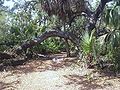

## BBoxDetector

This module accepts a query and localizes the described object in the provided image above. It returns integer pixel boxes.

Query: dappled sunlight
[64,75,103,90]
[0,53,120,90]
[63,73,120,90]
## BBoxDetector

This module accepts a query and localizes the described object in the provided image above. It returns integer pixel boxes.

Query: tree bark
[64,39,70,57]
[16,30,79,54]
[0,52,15,59]
[85,0,112,32]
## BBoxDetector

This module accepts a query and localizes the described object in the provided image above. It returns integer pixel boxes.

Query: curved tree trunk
[16,30,79,54]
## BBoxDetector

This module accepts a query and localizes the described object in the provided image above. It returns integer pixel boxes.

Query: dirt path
[0,53,120,90]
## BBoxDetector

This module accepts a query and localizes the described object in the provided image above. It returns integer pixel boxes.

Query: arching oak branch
[16,30,79,54]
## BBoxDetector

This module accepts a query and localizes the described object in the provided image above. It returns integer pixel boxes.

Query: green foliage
[0,3,63,53]
[95,2,120,72]
[80,30,100,66]
[105,5,120,29]
[81,30,95,55]
[105,30,120,72]
[43,38,61,53]
[32,37,62,54]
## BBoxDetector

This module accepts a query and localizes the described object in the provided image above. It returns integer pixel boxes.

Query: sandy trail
[0,53,120,90]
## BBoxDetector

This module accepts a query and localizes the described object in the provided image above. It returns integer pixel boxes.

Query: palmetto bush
[81,31,94,55]
[105,30,120,72]
[104,4,120,72]
[81,30,99,66]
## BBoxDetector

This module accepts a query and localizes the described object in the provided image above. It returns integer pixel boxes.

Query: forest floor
[0,52,120,90]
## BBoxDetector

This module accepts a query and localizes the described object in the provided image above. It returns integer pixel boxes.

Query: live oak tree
[16,0,113,53]
[0,0,119,59]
